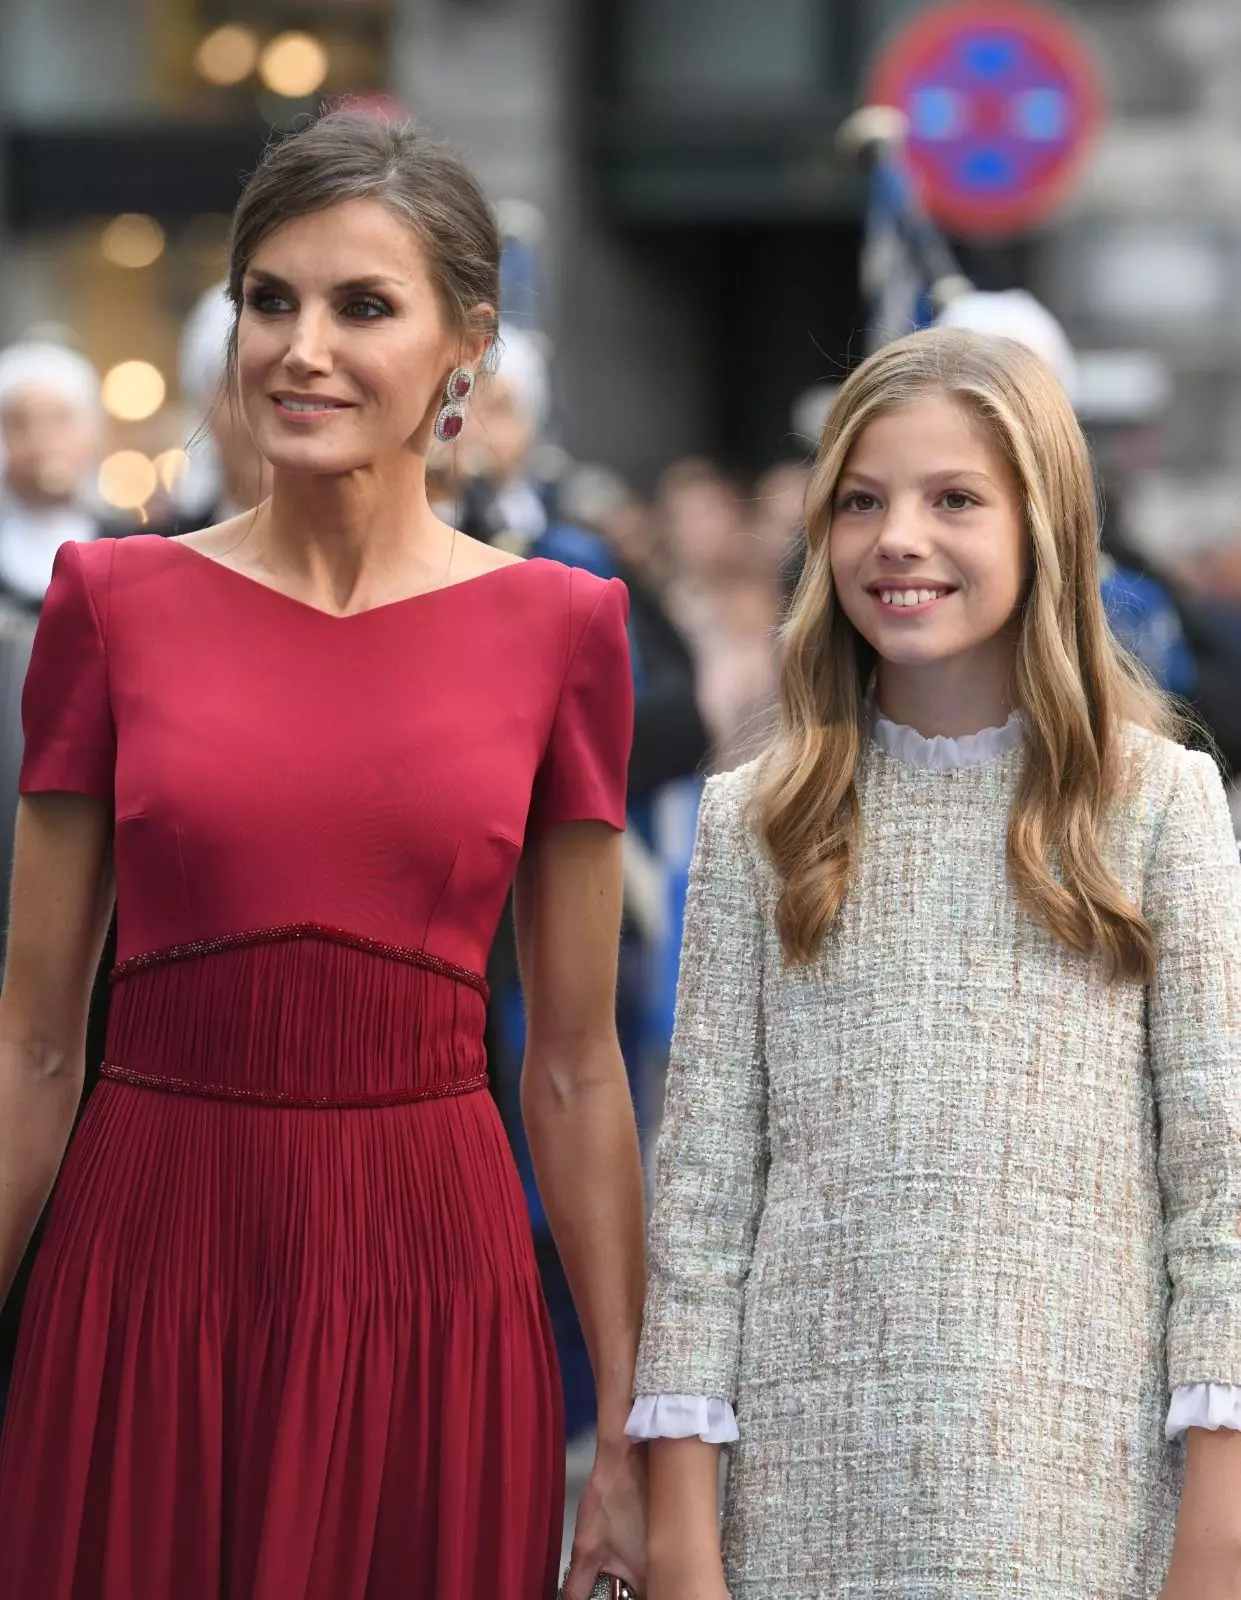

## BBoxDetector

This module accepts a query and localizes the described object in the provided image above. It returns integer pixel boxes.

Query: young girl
[629,329,1241,1598]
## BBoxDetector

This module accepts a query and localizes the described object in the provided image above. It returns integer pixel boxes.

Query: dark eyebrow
[243,269,407,293]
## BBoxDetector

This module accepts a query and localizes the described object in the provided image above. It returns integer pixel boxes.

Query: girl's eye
[838,490,879,513]
[342,296,392,320]
[940,490,977,511]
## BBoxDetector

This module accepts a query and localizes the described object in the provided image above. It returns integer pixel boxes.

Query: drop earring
[434,366,475,443]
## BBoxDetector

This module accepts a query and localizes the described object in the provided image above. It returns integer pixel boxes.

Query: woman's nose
[283,310,333,376]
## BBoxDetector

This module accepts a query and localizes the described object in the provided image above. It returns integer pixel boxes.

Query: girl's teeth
[880,589,946,606]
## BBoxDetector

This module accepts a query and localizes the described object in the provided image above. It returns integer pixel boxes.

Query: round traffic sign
[866,0,1105,235]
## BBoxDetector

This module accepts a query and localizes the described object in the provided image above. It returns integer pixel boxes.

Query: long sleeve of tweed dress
[1148,749,1241,1388]
[635,768,767,1400]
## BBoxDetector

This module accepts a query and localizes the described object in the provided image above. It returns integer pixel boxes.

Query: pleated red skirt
[0,932,565,1598]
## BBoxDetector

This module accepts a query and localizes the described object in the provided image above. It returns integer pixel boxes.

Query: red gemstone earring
[434,366,476,443]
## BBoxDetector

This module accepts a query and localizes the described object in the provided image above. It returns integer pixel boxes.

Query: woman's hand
[562,1436,647,1599]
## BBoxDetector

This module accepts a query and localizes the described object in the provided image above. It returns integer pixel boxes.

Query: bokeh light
[259,32,329,98]
[153,448,191,493]
[98,452,158,510]
[194,25,260,88]
[102,361,167,422]
[100,214,166,269]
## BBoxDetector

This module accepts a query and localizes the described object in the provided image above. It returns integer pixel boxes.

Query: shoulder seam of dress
[63,539,109,650]
[541,568,617,754]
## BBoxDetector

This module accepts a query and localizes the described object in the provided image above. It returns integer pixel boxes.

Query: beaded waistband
[110,921,490,999]
[98,1062,490,1111]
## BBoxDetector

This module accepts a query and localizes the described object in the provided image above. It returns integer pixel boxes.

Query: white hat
[179,282,235,410]
[935,289,1079,402]
[0,341,101,417]
[494,322,551,434]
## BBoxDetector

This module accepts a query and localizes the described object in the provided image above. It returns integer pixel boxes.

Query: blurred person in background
[749,459,811,602]
[168,282,270,532]
[456,321,708,1446]
[657,458,782,770]
[457,319,556,548]
[0,343,120,1418]
[0,343,113,883]
[561,462,672,595]
[657,457,750,640]
[0,342,112,607]
[691,568,782,772]
[935,291,1203,707]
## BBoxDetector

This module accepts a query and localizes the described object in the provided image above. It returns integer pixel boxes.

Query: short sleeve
[528,572,634,831]
[19,540,115,802]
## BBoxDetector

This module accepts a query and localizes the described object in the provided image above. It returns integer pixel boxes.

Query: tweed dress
[635,724,1241,1599]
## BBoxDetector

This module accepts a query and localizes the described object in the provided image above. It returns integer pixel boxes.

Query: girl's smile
[867,582,958,614]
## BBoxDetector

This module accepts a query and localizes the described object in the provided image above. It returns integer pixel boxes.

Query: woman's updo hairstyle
[224,110,501,375]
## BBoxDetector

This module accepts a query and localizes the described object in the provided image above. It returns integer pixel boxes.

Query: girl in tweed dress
[629,329,1241,1599]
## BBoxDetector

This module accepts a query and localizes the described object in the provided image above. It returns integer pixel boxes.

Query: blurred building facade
[1,0,1240,551]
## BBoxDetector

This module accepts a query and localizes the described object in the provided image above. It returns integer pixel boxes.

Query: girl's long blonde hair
[753,327,1182,982]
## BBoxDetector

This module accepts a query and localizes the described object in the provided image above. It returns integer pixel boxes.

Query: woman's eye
[244,290,291,315]
[342,296,392,320]
[940,490,976,511]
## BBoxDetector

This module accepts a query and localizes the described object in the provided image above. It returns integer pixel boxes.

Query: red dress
[0,535,633,1599]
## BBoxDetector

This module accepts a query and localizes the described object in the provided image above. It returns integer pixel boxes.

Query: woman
[0,111,646,1600]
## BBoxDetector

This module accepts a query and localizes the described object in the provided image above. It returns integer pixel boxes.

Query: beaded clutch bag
[556,1575,636,1600]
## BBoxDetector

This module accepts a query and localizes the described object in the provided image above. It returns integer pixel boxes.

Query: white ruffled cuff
[1166,1383,1241,1440]
[625,1394,739,1444]
[626,1386,1240,1446]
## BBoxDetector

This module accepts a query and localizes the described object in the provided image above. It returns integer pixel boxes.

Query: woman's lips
[270,395,353,421]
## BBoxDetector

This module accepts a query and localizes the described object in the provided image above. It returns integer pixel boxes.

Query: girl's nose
[873,499,933,560]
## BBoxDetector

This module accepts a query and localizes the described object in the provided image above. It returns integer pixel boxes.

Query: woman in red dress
[0,111,646,1599]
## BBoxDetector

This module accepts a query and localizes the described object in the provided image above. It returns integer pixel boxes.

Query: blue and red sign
[866,0,1105,235]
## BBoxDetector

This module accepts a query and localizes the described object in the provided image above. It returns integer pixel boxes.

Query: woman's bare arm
[0,793,113,1308]
[514,819,646,1597]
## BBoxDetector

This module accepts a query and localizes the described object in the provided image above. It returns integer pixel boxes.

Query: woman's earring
[434,366,476,443]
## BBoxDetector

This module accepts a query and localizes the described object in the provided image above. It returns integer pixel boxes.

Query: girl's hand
[646,1547,732,1600]
[1160,1557,1241,1600]
[1160,1428,1241,1599]
[562,1436,647,1600]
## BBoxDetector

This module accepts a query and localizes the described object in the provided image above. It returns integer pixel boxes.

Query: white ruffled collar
[869,706,1024,771]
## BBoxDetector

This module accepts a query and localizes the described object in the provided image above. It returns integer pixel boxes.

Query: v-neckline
[162,536,537,622]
